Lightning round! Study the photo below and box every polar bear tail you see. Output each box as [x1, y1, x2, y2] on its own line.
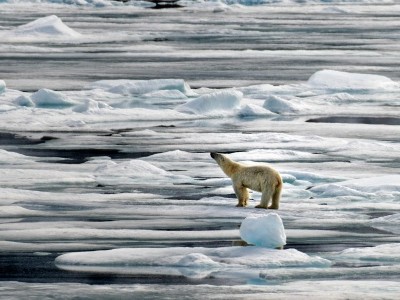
[270, 179, 282, 209]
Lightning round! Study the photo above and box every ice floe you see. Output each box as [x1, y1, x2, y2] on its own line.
[0, 149, 34, 165]
[72, 99, 112, 114]
[176, 90, 242, 115]
[263, 95, 301, 114]
[307, 69, 399, 92]
[94, 159, 190, 185]
[337, 243, 400, 264]
[369, 214, 400, 234]
[237, 103, 275, 117]
[14, 15, 81, 38]
[88, 79, 196, 97]
[311, 175, 400, 198]
[55, 246, 330, 273]
[31, 88, 77, 108]
[0, 69, 399, 131]
[240, 214, 286, 248]
[0, 15, 82, 42]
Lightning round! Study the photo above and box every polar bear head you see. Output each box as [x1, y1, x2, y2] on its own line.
[210, 152, 239, 177]
[210, 152, 226, 164]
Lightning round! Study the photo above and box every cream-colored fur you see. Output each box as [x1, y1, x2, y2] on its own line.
[210, 152, 282, 209]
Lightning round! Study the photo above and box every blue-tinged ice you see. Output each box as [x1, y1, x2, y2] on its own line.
[263, 95, 301, 114]
[176, 90, 242, 115]
[240, 213, 286, 248]
[31, 88, 76, 108]
[0, 80, 5, 94]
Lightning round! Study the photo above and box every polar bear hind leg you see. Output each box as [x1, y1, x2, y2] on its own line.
[255, 187, 274, 209]
[269, 182, 282, 209]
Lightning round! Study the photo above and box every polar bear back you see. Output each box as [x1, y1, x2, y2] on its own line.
[232, 165, 281, 192]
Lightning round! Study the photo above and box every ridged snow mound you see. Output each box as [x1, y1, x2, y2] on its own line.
[93, 159, 189, 185]
[14, 15, 81, 38]
[176, 90, 242, 115]
[0, 149, 33, 164]
[95, 159, 171, 177]
[72, 99, 112, 113]
[88, 79, 195, 96]
[311, 175, 400, 198]
[30, 89, 76, 108]
[307, 69, 399, 91]
[339, 243, 400, 262]
[263, 95, 300, 114]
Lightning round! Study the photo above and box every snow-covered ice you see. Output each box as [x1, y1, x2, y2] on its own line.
[0, 0, 400, 299]
[176, 90, 242, 115]
[13, 15, 81, 38]
[55, 246, 330, 271]
[337, 243, 400, 264]
[0, 69, 399, 131]
[0, 65, 398, 296]
[307, 69, 399, 91]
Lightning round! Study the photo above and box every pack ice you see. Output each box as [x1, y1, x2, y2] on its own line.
[0, 46, 400, 297]
[55, 246, 330, 278]
[1, 69, 399, 130]
[240, 213, 287, 248]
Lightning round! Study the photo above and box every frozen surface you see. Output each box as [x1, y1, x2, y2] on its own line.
[0, 0, 400, 299]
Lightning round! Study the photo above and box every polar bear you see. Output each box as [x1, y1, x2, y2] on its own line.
[210, 152, 282, 209]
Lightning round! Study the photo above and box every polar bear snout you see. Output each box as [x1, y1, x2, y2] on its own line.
[210, 152, 224, 162]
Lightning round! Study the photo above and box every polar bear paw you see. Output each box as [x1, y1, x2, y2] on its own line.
[255, 204, 268, 209]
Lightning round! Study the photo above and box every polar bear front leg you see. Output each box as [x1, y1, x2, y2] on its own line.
[233, 184, 249, 207]
[256, 188, 273, 209]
